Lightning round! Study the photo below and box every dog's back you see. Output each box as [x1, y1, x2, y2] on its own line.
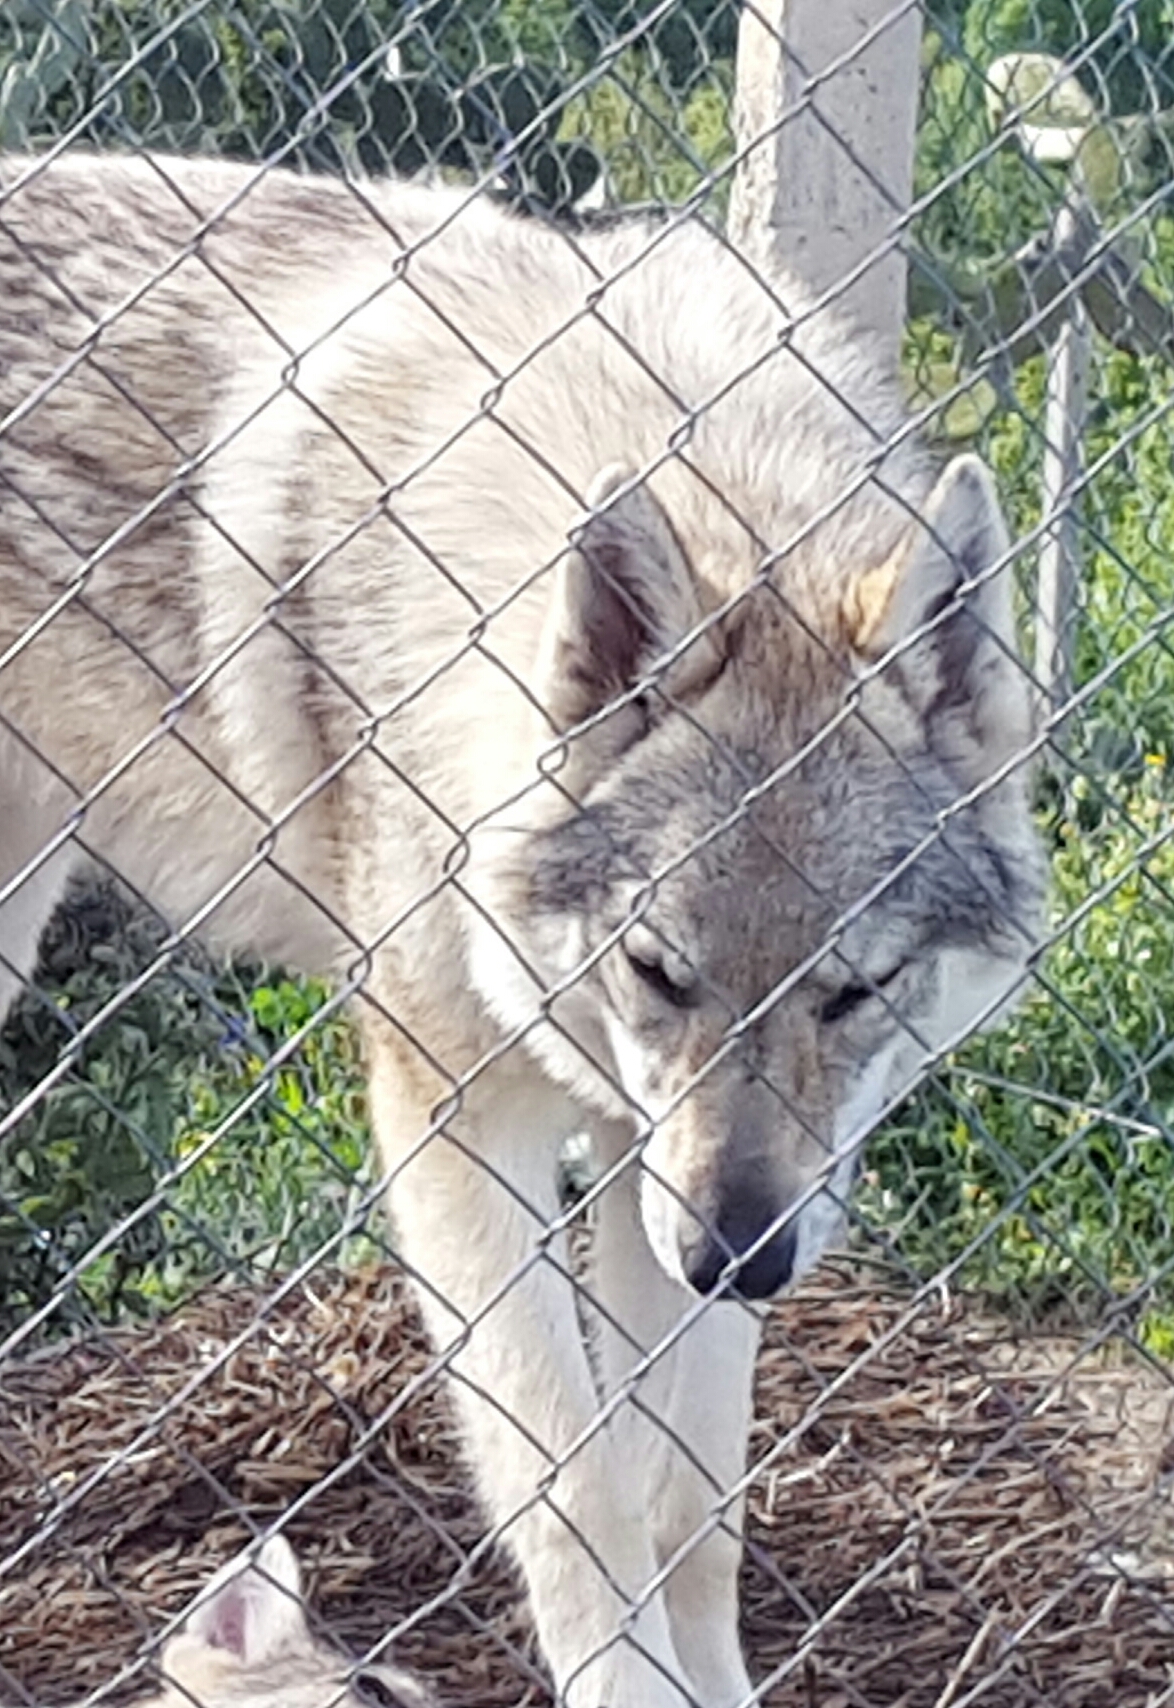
[0, 149, 927, 994]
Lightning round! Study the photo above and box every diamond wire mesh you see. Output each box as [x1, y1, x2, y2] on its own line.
[1, 4, 1174, 1707]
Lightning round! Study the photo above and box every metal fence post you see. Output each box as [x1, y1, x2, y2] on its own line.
[728, 0, 922, 364]
[1035, 265, 1091, 714]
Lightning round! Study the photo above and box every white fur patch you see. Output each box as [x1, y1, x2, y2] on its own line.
[603, 1017, 670, 1122]
[934, 943, 1028, 1046]
[602, 1019, 693, 1284]
[791, 1041, 902, 1280]
[640, 1166, 691, 1289]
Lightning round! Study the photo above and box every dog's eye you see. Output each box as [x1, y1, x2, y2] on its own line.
[819, 963, 905, 1025]
[352, 1673, 414, 1708]
[625, 946, 698, 1010]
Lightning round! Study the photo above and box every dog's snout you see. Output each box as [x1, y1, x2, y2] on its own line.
[680, 1194, 798, 1300]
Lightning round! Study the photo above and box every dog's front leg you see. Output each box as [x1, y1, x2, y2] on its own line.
[589, 1127, 762, 1708]
[365, 1026, 691, 1708]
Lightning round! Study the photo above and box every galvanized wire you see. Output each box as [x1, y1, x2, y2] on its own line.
[2, 5, 1174, 1707]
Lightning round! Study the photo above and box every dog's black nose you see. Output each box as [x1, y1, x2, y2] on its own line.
[681, 1206, 798, 1300]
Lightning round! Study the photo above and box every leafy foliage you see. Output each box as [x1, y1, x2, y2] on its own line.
[0, 1, 602, 204]
[0, 887, 377, 1339]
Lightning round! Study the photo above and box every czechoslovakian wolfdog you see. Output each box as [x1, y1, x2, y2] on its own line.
[0, 152, 1044, 1707]
[120, 1537, 430, 1708]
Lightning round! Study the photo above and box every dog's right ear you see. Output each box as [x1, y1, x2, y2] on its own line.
[841, 455, 1032, 776]
[181, 1535, 307, 1667]
[534, 464, 715, 731]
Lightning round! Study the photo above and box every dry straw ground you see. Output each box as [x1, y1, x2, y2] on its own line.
[3, 1263, 1173, 1708]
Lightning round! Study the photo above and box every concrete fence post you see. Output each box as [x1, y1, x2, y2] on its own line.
[729, 0, 923, 365]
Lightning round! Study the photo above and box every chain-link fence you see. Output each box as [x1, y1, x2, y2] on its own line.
[2, 3, 1174, 1705]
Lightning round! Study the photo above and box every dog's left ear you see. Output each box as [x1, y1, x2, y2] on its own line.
[535, 464, 717, 731]
[843, 455, 1032, 769]
[182, 1535, 307, 1665]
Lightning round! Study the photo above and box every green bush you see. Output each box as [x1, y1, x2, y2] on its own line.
[0, 887, 377, 1340]
[0, 0, 602, 205]
[861, 759, 1174, 1341]
[861, 329, 1174, 1343]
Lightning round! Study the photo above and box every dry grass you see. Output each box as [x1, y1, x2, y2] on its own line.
[2, 1262, 1173, 1708]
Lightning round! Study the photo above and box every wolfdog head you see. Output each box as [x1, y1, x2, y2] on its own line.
[150, 1536, 429, 1708]
[472, 452, 1045, 1300]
